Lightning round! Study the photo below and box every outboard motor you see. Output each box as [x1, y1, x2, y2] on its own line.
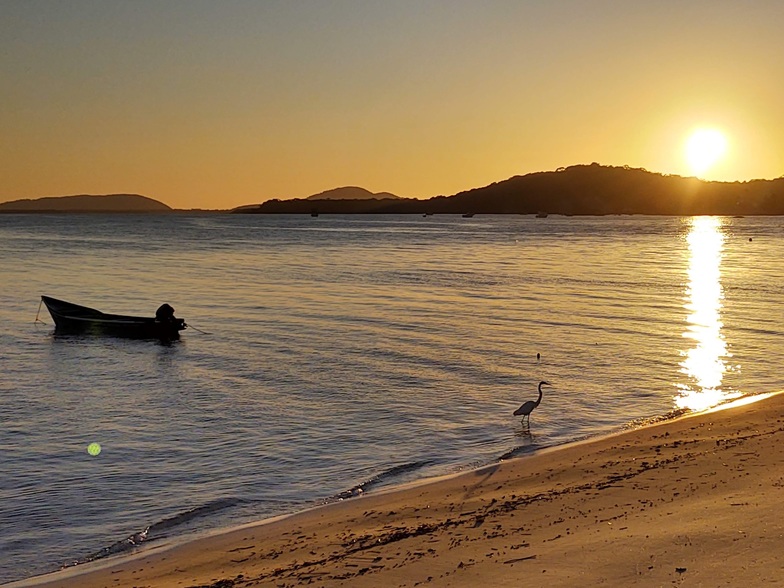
[155, 303, 176, 323]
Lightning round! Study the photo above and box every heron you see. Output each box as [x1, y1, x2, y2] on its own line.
[514, 381, 550, 427]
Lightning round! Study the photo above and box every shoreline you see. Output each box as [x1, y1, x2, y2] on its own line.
[8, 391, 784, 587]
[5, 408, 678, 585]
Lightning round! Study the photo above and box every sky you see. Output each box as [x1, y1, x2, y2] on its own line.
[2, 0, 783, 210]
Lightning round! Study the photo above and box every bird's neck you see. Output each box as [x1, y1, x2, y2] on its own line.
[535, 389, 543, 406]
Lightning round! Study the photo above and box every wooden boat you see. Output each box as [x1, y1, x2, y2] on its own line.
[41, 296, 186, 340]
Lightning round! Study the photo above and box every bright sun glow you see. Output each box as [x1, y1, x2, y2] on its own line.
[684, 128, 728, 177]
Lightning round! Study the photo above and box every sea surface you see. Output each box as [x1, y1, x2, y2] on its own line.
[1, 213, 783, 584]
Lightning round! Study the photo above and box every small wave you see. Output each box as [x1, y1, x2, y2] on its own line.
[498, 408, 695, 464]
[147, 497, 244, 534]
[625, 408, 690, 429]
[497, 444, 542, 461]
[331, 460, 435, 501]
[62, 497, 243, 569]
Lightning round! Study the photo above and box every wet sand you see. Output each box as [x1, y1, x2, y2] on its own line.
[12, 392, 784, 588]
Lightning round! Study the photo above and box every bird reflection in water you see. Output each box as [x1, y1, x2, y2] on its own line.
[676, 217, 740, 411]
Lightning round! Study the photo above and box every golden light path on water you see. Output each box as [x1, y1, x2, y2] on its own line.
[676, 216, 741, 411]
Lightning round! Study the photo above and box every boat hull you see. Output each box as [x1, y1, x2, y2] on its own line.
[41, 296, 186, 340]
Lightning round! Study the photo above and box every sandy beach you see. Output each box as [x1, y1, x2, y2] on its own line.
[11, 391, 784, 588]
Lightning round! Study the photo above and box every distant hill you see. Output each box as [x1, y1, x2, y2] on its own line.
[230, 186, 401, 213]
[235, 164, 784, 216]
[0, 194, 172, 213]
[306, 186, 401, 200]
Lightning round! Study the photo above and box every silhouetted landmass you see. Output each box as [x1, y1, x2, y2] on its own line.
[235, 164, 784, 215]
[230, 186, 400, 213]
[242, 197, 420, 215]
[306, 186, 401, 200]
[0, 194, 172, 213]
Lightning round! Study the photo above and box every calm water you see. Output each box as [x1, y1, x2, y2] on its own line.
[2, 213, 783, 584]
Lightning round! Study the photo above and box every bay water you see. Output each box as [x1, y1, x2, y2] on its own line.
[1, 213, 783, 584]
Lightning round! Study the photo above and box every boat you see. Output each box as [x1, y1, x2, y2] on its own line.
[462, 213, 475, 218]
[535, 211, 548, 218]
[41, 296, 187, 340]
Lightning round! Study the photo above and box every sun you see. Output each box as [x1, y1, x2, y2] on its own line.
[684, 128, 728, 178]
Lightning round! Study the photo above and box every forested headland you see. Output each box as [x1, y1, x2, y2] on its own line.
[236, 164, 784, 215]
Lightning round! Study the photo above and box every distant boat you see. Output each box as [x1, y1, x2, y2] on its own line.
[462, 213, 475, 218]
[40, 296, 186, 340]
[536, 212, 548, 218]
[310, 211, 319, 217]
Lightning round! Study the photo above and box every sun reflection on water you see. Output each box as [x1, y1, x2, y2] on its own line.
[675, 216, 740, 411]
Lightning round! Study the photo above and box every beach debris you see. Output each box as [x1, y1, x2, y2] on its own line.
[504, 555, 537, 564]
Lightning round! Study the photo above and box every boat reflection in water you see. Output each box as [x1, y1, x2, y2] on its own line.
[675, 216, 741, 411]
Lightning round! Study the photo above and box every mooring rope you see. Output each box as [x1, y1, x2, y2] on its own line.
[185, 323, 210, 335]
[34, 298, 46, 324]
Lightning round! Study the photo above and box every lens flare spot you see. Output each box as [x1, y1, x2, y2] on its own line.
[87, 442, 102, 456]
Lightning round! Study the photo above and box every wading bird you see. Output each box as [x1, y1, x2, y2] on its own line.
[514, 381, 550, 427]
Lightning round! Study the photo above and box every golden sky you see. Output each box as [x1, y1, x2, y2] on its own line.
[2, 1, 783, 210]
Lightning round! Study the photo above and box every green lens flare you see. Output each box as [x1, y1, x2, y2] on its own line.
[87, 442, 102, 456]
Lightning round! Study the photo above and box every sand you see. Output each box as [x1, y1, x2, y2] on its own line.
[11, 392, 784, 588]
